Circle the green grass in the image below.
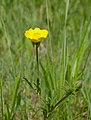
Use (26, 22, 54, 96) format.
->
(0, 0, 91, 119)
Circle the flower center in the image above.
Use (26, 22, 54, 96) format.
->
(33, 33, 41, 40)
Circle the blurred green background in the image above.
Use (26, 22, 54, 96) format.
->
(0, 0, 91, 119)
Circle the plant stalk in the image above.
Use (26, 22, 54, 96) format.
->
(36, 44, 39, 80)
(35, 43, 41, 94)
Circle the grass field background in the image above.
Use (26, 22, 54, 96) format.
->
(0, 0, 91, 119)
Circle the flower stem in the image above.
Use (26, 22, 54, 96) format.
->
(35, 43, 41, 94)
(36, 44, 39, 78)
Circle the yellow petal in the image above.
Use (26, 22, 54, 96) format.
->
(24, 30, 30, 38)
(25, 28, 33, 39)
(34, 28, 41, 32)
(41, 30, 48, 38)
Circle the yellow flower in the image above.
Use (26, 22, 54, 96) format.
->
(24, 28, 48, 43)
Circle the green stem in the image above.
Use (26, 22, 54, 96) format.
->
(36, 44, 39, 79)
(35, 43, 41, 94)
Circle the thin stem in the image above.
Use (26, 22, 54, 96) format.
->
(35, 43, 40, 94)
(36, 44, 39, 79)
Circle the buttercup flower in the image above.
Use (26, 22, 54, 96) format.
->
(24, 28, 48, 43)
